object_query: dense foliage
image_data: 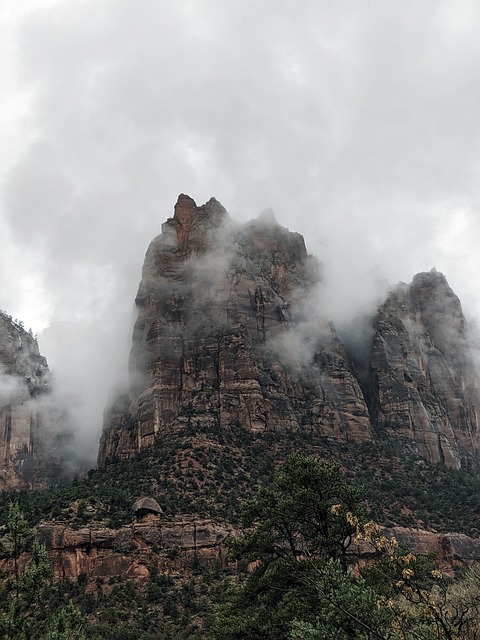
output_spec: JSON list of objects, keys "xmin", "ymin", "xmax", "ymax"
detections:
[
  {"xmin": 2, "ymin": 426, "xmax": 480, "ymax": 638},
  {"xmin": 0, "ymin": 502, "xmax": 85, "ymax": 639},
  {"xmin": 2, "ymin": 426, "xmax": 480, "ymax": 536},
  {"xmin": 213, "ymin": 454, "xmax": 480, "ymax": 640},
  {"xmin": 211, "ymin": 453, "xmax": 381, "ymax": 639}
]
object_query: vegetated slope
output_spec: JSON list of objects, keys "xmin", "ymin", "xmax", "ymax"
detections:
[
  {"xmin": 3, "ymin": 426, "xmax": 480, "ymax": 639},
  {"xmin": 4, "ymin": 425, "xmax": 480, "ymax": 536}
]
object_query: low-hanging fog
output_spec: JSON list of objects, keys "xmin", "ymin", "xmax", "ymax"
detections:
[{"xmin": 1, "ymin": 1, "xmax": 480, "ymax": 465}]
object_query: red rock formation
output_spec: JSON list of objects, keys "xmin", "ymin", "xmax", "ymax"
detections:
[
  {"xmin": 98, "ymin": 197, "xmax": 480, "ymax": 469},
  {"xmin": 98, "ymin": 196, "xmax": 371, "ymax": 464},
  {"xmin": 354, "ymin": 525, "xmax": 480, "ymax": 573},
  {"xmin": 35, "ymin": 516, "xmax": 234, "ymax": 581},
  {"xmin": 18, "ymin": 519, "xmax": 480, "ymax": 584}
]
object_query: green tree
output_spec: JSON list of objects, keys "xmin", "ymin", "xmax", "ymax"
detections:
[
  {"xmin": 0, "ymin": 502, "xmax": 85, "ymax": 640},
  {"xmin": 288, "ymin": 559, "xmax": 391, "ymax": 640},
  {"xmin": 211, "ymin": 453, "xmax": 475, "ymax": 640},
  {"xmin": 45, "ymin": 602, "xmax": 86, "ymax": 640},
  {"xmin": 211, "ymin": 453, "xmax": 387, "ymax": 640},
  {"xmin": 230, "ymin": 454, "xmax": 364, "ymax": 569},
  {"xmin": 2, "ymin": 501, "xmax": 34, "ymax": 601}
]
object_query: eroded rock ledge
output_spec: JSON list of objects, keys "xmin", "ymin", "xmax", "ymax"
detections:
[
  {"xmin": 37, "ymin": 515, "xmax": 234, "ymax": 580},
  {"xmin": 28, "ymin": 517, "xmax": 480, "ymax": 583}
]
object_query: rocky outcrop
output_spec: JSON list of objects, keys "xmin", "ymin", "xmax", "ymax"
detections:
[
  {"xmin": 17, "ymin": 519, "xmax": 480, "ymax": 584},
  {"xmin": 354, "ymin": 525, "xmax": 480, "ymax": 572},
  {"xmin": 133, "ymin": 497, "xmax": 163, "ymax": 517},
  {"xmin": 36, "ymin": 515, "xmax": 234, "ymax": 581},
  {"xmin": 367, "ymin": 270, "xmax": 480, "ymax": 468},
  {"xmin": 98, "ymin": 195, "xmax": 371, "ymax": 464},
  {"xmin": 98, "ymin": 196, "xmax": 480, "ymax": 469},
  {"xmin": 0, "ymin": 312, "xmax": 67, "ymax": 488}
]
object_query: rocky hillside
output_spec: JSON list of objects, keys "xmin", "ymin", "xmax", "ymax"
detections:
[
  {"xmin": 98, "ymin": 196, "xmax": 480, "ymax": 470},
  {"xmin": 0, "ymin": 312, "xmax": 67, "ymax": 488}
]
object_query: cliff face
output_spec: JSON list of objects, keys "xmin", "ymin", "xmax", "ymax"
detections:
[
  {"xmin": 0, "ymin": 313, "xmax": 63, "ymax": 488},
  {"xmin": 98, "ymin": 196, "xmax": 480, "ymax": 469},
  {"xmin": 98, "ymin": 195, "xmax": 371, "ymax": 464},
  {"xmin": 15, "ymin": 519, "xmax": 480, "ymax": 584},
  {"xmin": 36, "ymin": 515, "xmax": 233, "ymax": 581},
  {"xmin": 367, "ymin": 271, "xmax": 480, "ymax": 468}
]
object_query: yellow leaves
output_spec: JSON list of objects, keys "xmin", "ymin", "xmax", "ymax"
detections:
[
  {"xmin": 398, "ymin": 552, "xmax": 416, "ymax": 566},
  {"xmin": 346, "ymin": 511, "xmax": 359, "ymax": 527},
  {"xmin": 330, "ymin": 511, "xmax": 449, "ymax": 639},
  {"xmin": 370, "ymin": 532, "xmax": 397, "ymax": 557},
  {"xmin": 363, "ymin": 520, "xmax": 381, "ymax": 541},
  {"xmin": 347, "ymin": 516, "xmax": 402, "ymax": 561},
  {"xmin": 403, "ymin": 585, "xmax": 414, "ymax": 597},
  {"xmin": 376, "ymin": 535, "xmax": 390, "ymax": 551},
  {"xmin": 377, "ymin": 597, "xmax": 395, "ymax": 610},
  {"xmin": 330, "ymin": 504, "xmax": 341, "ymax": 516}
]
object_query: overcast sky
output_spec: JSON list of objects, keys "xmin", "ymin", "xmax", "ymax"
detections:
[{"xmin": 2, "ymin": 0, "xmax": 480, "ymax": 461}]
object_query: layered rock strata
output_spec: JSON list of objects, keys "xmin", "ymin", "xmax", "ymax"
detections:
[
  {"xmin": 98, "ymin": 195, "xmax": 371, "ymax": 464},
  {"xmin": 36, "ymin": 515, "xmax": 233, "ymax": 581},
  {"xmin": 0, "ymin": 313, "xmax": 63, "ymax": 488},
  {"xmin": 98, "ymin": 196, "xmax": 480, "ymax": 469},
  {"xmin": 367, "ymin": 270, "xmax": 480, "ymax": 467},
  {"xmin": 3, "ymin": 519, "xmax": 476, "ymax": 584}
]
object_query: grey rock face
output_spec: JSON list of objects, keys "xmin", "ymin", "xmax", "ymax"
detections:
[
  {"xmin": 98, "ymin": 195, "xmax": 371, "ymax": 465},
  {"xmin": 98, "ymin": 197, "xmax": 480, "ymax": 470},
  {"xmin": 367, "ymin": 270, "xmax": 480, "ymax": 467},
  {"xmin": 0, "ymin": 312, "xmax": 69, "ymax": 488}
]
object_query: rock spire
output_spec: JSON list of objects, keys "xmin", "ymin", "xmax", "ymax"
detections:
[{"xmin": 98, "ymin": 198, "xmax": 480, "ymax": 469}]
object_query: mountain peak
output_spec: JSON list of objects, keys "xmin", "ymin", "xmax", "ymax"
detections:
[
  {"xmin": 160, "ymin": 195, "xmax": 228, "ymax": 252},
  {"xmin": 98, "ymin": 196, "xmax": 367, "ymax": 466},
  {"xmin": 98, "ymin": 198, "xmax": 480, "ymax": 470}
]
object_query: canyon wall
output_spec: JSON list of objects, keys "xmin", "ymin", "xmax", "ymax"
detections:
[
  {"xmin": 0, "ymin": 312, "xmax": 66, "ymax": 488},
  {"xmin": 98, "ymin": 196, "xmax": 480, "ymax": 469},
  {"xmin": 368, "ymin": 271, "xmax": 480, "ymax": 467},
  {"xmin": 98, "ymin": 195, "xmax": 371, "ymax": 465}
]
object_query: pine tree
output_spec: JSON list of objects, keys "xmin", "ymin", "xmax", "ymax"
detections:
[{"xmin": 0, "ymin": 502, "xmax": 85, "ymax": 640}]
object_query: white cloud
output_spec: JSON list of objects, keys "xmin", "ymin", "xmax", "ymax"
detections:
[{"xmin": 2, "ymin": 0, "xmax": 480, "ymax": 461}]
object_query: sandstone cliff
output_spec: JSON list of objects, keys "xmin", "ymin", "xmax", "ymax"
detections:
[
  {"xmin": 98, "ymin": 195, "xmax": 371, "ymax": 464},
  {"xmin": 36, "ymin": 515, "xmax": 234, "ymax": 581},
  {"xmin": 366, "ymin": 270, "xmax": 480, "ymax": 468},
  {"xmin": 22, "ymin": 518, "xmax": 480, "ymax": 584},
  {"xmin": 98, "ymin": 196, "xmax": 480, "ymax": 469},
  {"xmin": 0, "ymin": 312, "xmax": 65, "ymax": 488}
]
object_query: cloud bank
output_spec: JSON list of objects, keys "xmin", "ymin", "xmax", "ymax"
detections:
[{"xmin": 1, "ymin": 1, "xmax": 480, "ymax": 462}]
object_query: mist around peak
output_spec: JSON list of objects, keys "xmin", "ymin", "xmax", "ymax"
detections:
[
  {"xmin": 1, "ymin": 2, "xmax": 480, "ymax": 469},
  {"xmin": 38, "ymin": 315, "xmax": 133, "ymax": 469},
  {"xmin": 2, "ymin": 195, "xmax": 479, "ymax": 474}
]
